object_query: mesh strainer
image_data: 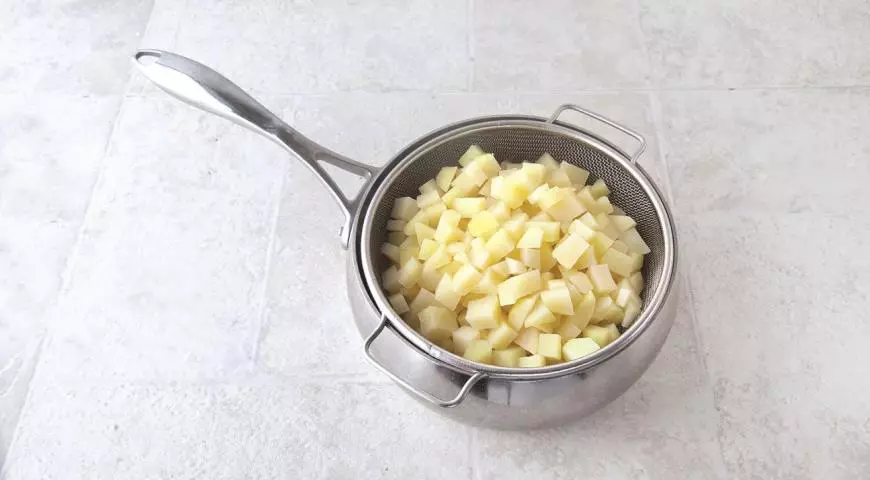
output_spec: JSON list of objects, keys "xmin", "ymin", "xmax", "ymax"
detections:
[{"xmin": 135, "ymin": 50, "xmax": 678, "ymax": 422}]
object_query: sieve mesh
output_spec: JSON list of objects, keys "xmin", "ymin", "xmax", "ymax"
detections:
[{"xmin": 359, "ymin": 118, "xmax": 674, "ymax": 374}]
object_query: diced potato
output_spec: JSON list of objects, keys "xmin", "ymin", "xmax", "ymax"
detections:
[
  {"xmin": 619, "ymin": 227, "xmax": 651, "ymax": 255},
  {"xmin": 540, "ymin": 287, "xmax": 574, "ymax": 315},
  {"xmin": 601, "ymin": 248, "xmax": 634, "ymax": 277},
  {"xmin": 517, "ymin": 227, "xmax": 544, "ymax": 248},
  {"xmin": 629, "ymin": 252, "xmax": 644, "ymax": 272},
  {"xmin": 417, "ymin": 190, "xmax": 441, "ymax": 208},
  {"xmin": 527, "ymin": 184, "xmax": 551, "ymax": 205},
  {"xmin": 557, "ymin": 319, "xmax": 582, "ymax": 340},
  {"xmin": 470, "ymin": 268, "xmax": 503, "ymax": 295},
  {"xmin": 592, "ymin": 296, "xmax": 623, "ymax": 324},
  {"xmin": 391, "ymin": 197, "xmax": 420, "ymax": 220},
  {"xmin": 502, "ymin": 211, "xmax": 528, "ymax": 240},
  {"xmin": 382, "ymin": 266, "xmax": 401, "ymax": 293},
  {"xmin": 562, "ymin": 337, "xmax": 600, "ymax": 361},
  {"xmin": 515, "ymin": 327, "xmax": 540, "ymax": 354},
  {"xmin": 434, "ymin": 274, "xmax": 462, "ymax": 311},
  {"xmin": 610, "ymin": 240, "xmax": 629, "ymax": 254},
  {"xmin": 610, "ymin": 214, "xmax": 636, "ymax": 232},
  {"xmin": 388, "ymin": 293, "xmax": 410, "ymax": 315},
  {"xmin": 536, "ymin": 152, "xmax": 559, "ymax": 170},
  {"xmin": 419, "ymin": 179, "xmax": 439, "ymax": 194},
  {"xmin": 497, "ymin": 173, "xmax": 531, "ymax": 208},
  {"xmin": 621, "ymin": 301, "xmax": 642, "ymax": 328},
  {"xmin": 539, "ymin": 243, "xmax": 557, "ymax": 272},
  {"xmin": 524, "ymin": 302, "xmax": 557, "ymax": 330},
  {"xmin": 519, "ymin": 248, "xmax": 541, "ymax": 269},
  {"xmin": 503, "ymin": 258, "xmax": 527, "ymax": 275},
  {"xmin": 468, "ymin": 153, "xmax": 501, "ymax": 177},
  {"xmin": 423, "ymin": 245, "xmax": 451, "ymax": 271},
  {"xmin": 459, "ymin": 145, "xmax": 485, "ymax": 166},
  {"xmin": 485, "ymin": 229, "xmax": 516, "ymax": 262},
  {"xmin": 463, "ymin": 339, "xmax": 493, "ymax": 364},
  {"xmin": 414, "ymin": 223, "xmax": 435, "ymax": 242},
  {"xmin": 629, "ymin": 272, "xmax": 645, "ymax": 292},
  {"xmin": 381, "ymin": 243, "xmax": 400, "ymax": 263},
  {"xmin": 386, "ymin": 219, "xmax": 406, "ymax": 232},
  {"xmin": 518, "ymin": 354, "xmax": 547, "ymax": 368},
  {"xmin": 574, "ymin": 247, "xmax": 596, "ymax": 270},
  {"xmin": 569, "ymin": 219, "xmax": 597, "ymax": 240},
  {"xmin": 538, "ymin": 333, "xmax": 562, "ymax": 361},
  {"xmin": 452, "ymin": 326, "xmax": 481, "ymax": 355},
  {"xmin": 537, "ymin": 187, "xmax": 567, "ymax": 210},
  {"xmin": 522, "ymin": 162, "xmax": 547, "ymax": 186},
  {"xmin": 582, "ymin": 324, "xmax": 613, "ymax": 347},
  {"xmin": 441, "ymin": 186, "xmax": 465, "ymax": 207},
  {"xmin": 605, "ymin": 324, "xmax": 619, "ymax": 343},
  {"xmin": 397, "ymin": 258, "xmax": 422, "ymax": 288},
  {"xmin": 452, "ymin": 264, "xmax": 482, "ymax": 296},
  {"xmin": 468, "ymin": 211, "xmax": 499, "ymax": 238},
  {"xmin": 488, "ymin": 323, "xmax": 519, "ymax": 349},
  {"xmin": 589, "ymin": 231, "xmax": 615, "ymax": 256},
  {"xmin": 552, "ymin": 232, "xmax": 590, "ymax": 269},
  {"xmin": 595, "ymin": 196, "xmax": 614, "ymax": 214},
  {"xmin": 433, "ymin": 221, "xmax": 461, "ymax": 244},
  {"xmin": 588, "ymin": 264, "xmax": 617, "ymax": 294},
  {"xmin": 567, "ymin": 291, "xmax": 596, "ymax": 329},
  {"xmin": 436, "ymin": 166, "xmax": 458, "ymax": 191},
  {"xmin": 589, "ymin": 178, "xmax": 610, "ymax": 198},
  {"xmin": 418, "ymin": 266, "xmax": 442, "ymax": 292},
  {"xmin": 419, "ymin": 306, "xmax": 458, "ymax": 341},
  {"xmin": 497, "ymin": 269, "xmax": 542, "ymax": 306},
  {"xmin": 409, "ymin": 288, "xmax": 439, "ymax": 317},
  {"xmin": 526, "ymin": 221, "xmax": 560, "ymax": 242},
  {"xmin": 560, "ymin": 162, "xmax": 590, "ymax": 186},
  {"xmin": 593, "ymin": 213, "xmax": 619, "ymax": 239},
  {"xmin": 508, "ymin": 295, "xmax": 538, "ymax": 330},
  {"xmin": 465, "ymin": 295, "xmax": 503, "ymax": 330},
  {"xmin": 492, "ymin": 346, "xmax": 526, "ymax": 367},
  {"xmin": 546, "ymin": 193, "xmax": 587, "ymax": 222},
  {"xmin": 563, "ymin": 271, "xmax": 592, "ymax": 294},
  {"xmin": 489, "ymin": 201, "xmax": 512, "ymax": 222},
  {"xmin": 546, "ymin": 168, "xmax": 573, "ymax": 187},
  {"xmin": 453, "ymin": 197, "xmax": 488, "ymax": 217},
  {"xmin": 469, "ymin": 238, "xmax": 493, "ymax": 270},
  {"xmin": 615, "ymin": 287, "xmax": 641, "ymax": 310},
  {"xmin": 387, "ymin": 231, "xmax": 405, "ymax": 245},
  {"xmin": 577, "ymin": 187, "xmax": 598, "ymax": 212}
]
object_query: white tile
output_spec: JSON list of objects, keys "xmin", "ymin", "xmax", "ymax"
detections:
[
  {"xmin": 2, "ymin": 379, "xmax": 471, "ymax": 480},
  {"xmin": 33, "ymin": 95, "xmax": 285, "ymax": 382},
  {"xmin": 132, "ymin": 0, "xmax": 469, "ymax": 94},
  {"xmin": 472, "ymin": 0, "xmax": 650, "ymax": 91},
  {"xmin": 683, "ymin": 213, "xmax": 870, "ymax": 478},
  {"xmin": 657, "ymin": 88, "xmax": 870, "ymax": 215},
  {"xmin": 473, "ymin": 279, "xmax": 725, "ymax": 479},
  {"xmin": 639, "ymin": 0, "xmax": 870, "ymax": 87},
  {"xmin": 0, "ymin": 0, "xmax": 153, "ymax": 95}
]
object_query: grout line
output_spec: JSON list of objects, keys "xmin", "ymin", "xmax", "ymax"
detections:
[
  {"xmin": 646, "ymin": 91, "xmax": 677, "ymax": 206},
  {"xmin": 467, "ymin": 0, "xmax": 475, "ymax": 92},
  {"xmin": 630, "ymin": 0, "xmax": 655, "ymax": 90}
]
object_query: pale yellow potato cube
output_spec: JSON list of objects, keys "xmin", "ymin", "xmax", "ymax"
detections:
[
  {"xmin": 387, "ymin": 231, "xmax": 405, "ymax": 245},
  {"xmin": 524, "ymin": 302, "xmax": 557, "ymax": 330},
  {"xmin": 453, "ymin": 264, "xmax": 482, "ymax": 295},
  {"xmin": 419, "ymin": 306, "xmax": 457, "ymax": 341},
  {"xmin": 497, "ymin": 269, "xmax": 542, "ymax": 306},
  {"xmin": 423, "ymin": 245, "xmax": 451, "ymax": 271},
  {"xmin": 592, "ymin": 296, "xmax": 623, "ymax": 324},
  {"xmin": 629, "ymin": 272, "xmax": 645, "ymax": 292},
  {"xmin": 498, "ymin": 173, "xmax": 531, "ymax": 208},
  {"xmin": 518, "ymin": 354, "xmax": 547, "ymax": 368},
  {"xmin": 417, "ymin": 266, "xmax": 441, "ymax": 292},
  {"xmin": 557, "ymin": 319, "xmax": 582, "ymax": 340},
  {"xmin": 382, "ymin": 266, "xmax": 401, "ymax": 293},
  {"xmin": 582, "ymin": 324, "xmax": 614, "ymax": 347},
  {"xmin": 517, "ymin": 227, "xmax": 544, "ymax": 248},
  {"xmin": 489, "ymin": 176, "xmax": 504, "ymax": 199},
  {"xmin": 463, "ymin": 339, "xmax": 493, "ymax": 364},
  {"xmin": 530, "ymin": 211, "xmax": 553, "ymax": 222},
  {"xmin": 409, "ymin": 288, "xmax": 439, "ymax": 316},
  {"xmin": 441, "ymin": 261, "xmax": 462, "ymax": 275},
  {"xmin": 610, "ymin": 214, "xmax": 636, "ymax": 232},
  {"xmin": 595, "ymin": 196, "xmax": 614, "ymax": 214},
  {"xmin": 417, "ymin": 239, "xmax": 438, "ymax": 260},
  {"xmin": 527, "ymin": 184, "xmax": 551, "ymax": 205},
  {"xmin": 488, "ymin": 201, "xmax": 512, "ymax": 222},
  {"xmin": 469, "ymin": 238, "xmax": 493, "ymax": 270},
  {"xmin": 546, "ymin": 168, "xmax": 572, "ymax": 187},
  {"xmin": 391, "ymin": 197, "xmax": 420, "ymax": 220},
  {"xmin": 457, "ymin": 310, "xmax": 469, "ymax": 327},
  {"xmin": 489, "ymin": 261, "xmax": 511, "ymax": 277},
  {"xmin": 434, "ymin": 274, "xmax": 462, "ymax": 311},
  {"xmin": 501, "ymin": 212, "xmax": 529, "ymax": 239},
  {"xmin": 479, "ymin": 178, "xmax": 493, "ymax": 197},
  {"xmin": 488, "ymin": 323, "xmax": 519, "ymax": 350},
  {"xmin": 508, "ymin": 295, "xmax": 538, "ymax": 331},
  {"xmin": 417, "ymin": 190, "xmax": 441, "ymax": 208},
  {"xmin": 453, "ymin": 170, "xmax": 487, "ymax": 191},
  {"xmin": 441, "ymin": 186, "xmax": 465, "ymax": 207},
  {"xmin": 403, "ymin": 210, "xmax": 428, "ymax": 235},
  {"xmin": 420, "ymin": 179, "xmax": 441, "ymax": 194},
  {"xmin": 423, "ymin": 203, "xmax": 447, "ymax": 224},
  {"xmin": 575, "ymin": 247, "xmax": 596, "ymax": 270},
  {"xmin": 522, "ymin": 161, "xmax": 548, "ymax": 185},
  {"xmin": 619, "ymin": 227, "xmax": 651, "ymax": 255},
  {"xmin": 589, "ymin": 231, "xmax": 615, "ymax": 256},
  {"xmin": 468, "ymin": 210, "xmax": 499, "ymax": 238},
  {"xmin": 602, "ymin": 248, "xmax": 634, "ymax": 277},
  {"xmin": 386, "ymin": 219, "xmax": 405, "ymax": 232},
  {"xmin": 381, "ymin": 243, "xmax": 400, "ymax": 263},
  {"xmin": 578, "ymin": 211, "xmax": 599, "ymax": 230},
  {"xmin": 547, "ymin": 279, "xmax": 568, "ymax": 290},
  {"xmin": 436, "ymin": 166, "xmax": 458, "ymax": 192},
  {"xmin": 563, "ymin": 271, "xmax": 592, "ymax": 294},
  {"xmin": 562, "ymin": 337, "xmax": 600, "ymax": 361},
  {"xmin": 567, "ymin": 291, "xmax": 596, "ymax": 329},
  {"xmin": 589, "ymin": 264, "xmax": 617, "ymax": 294},
  {"xmin": 403, "ymin": 284, "xmax": 420, "ymax": 300},
  {"xmin": 540, "ymin": 287, "xmax": 574, "ymax": 315},
  {"xmin": 435, "ymin": 337, "xmax": 455, "ymax": 354},
  {"xmin": 546, "ymin": 193, "xmax": 587, "ymax": 222},
  {"xmin": 606, "ymin": 324, "xmax": 620, "ymax": 343},
  {"xmin": 589, "ymin": 178, "xmax": 610, "ymax": 198},
  {"xmin": 388, "ymin": 293, "xmax": 410, "ymax": 315},
  {"xmin": 433, "ymin": 223, "xmax": 461, "ymax": 244},
  {"xmin": 526, "ymin": 221, "xmax": 560, "ymax": 242},
  {"xmin": 468, "ymin": 153, "xmax": 501, "ymax": 177},
  {"xmin": 593, "ymin": 213, "xmax": 620, "ymax": 239},
  {"xmin": 397, "ymin": 258, "xmax": 422, "ymax": 288},
  {"xmin": 569, "ymin": 219, "xmax": 597, "ymax": 240},
  {"xmin": 629, "ymin": 252, "xmax": 644, "ymax": 272},
  {"xmin": 515, "ymin": 327, "xmax": 540, "ymax": 354},
  {"xmin": 538, "ymin": 333, "xmax": 562, "ymax": 361},
  {"xmin": 485, "ymin": 229, "xmax": 516, "ymax": 262},
  {"xmin": 470, "ymin": 268, "xmax": 503, "ymax": 295},
  {"xmin": 610, "ymin": 240, "xmax": 629, "ymax": 254},
  {"xmin": 452, "ymin": 326, "xmax": 481, "ymax": 355},
  {"xmin": 552, "ymin": 232, "xmax": 591, "ymax": 269},
  {"xmin": 414, "ymin": 223, "xmax": 435, "ymax": 242},
  {"xmin": 621, "ymin": 301, "xmax": 642, "ymax": 329},
  {"xmin": 465, "ymin": 295, "xmax": 503, "ymax": 330},
  {"xmin": 615, "ymin": 287, "xmax": 641, "ymax": 310},
  {"xmin": 492, "ymin": 346, "xmax": 526, "ymax": 367},
  {"xmin": 459, "ymin": 145, "xmax": 485, "ymax": 166},
  {"xmin": 503, "ymin": 258, "xmax": 527, "ymax": 275},
  {"xmin": 537, "ymin": 187, "xmax": 567, "ymax": 210},
  {"xmin": 536, "ymin": 152, "xmax": 559, "ymax": 170},
  {"xmin": 560, "ymin": 162, "xmax": 590, "ymax": 186},
  {"xmin": 540, "ymin": 243, "xmax": 557, "ymax": 272},
  {"xmin": 453, "ymin": 197, "xmax": 488, "ymax": 217}
]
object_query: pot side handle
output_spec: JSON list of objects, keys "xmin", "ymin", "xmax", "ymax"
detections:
[
  {"xmin": 365, "ymin": 316, "xmax": 486, "ymax": 408},
  {"xmin": 132, "ymin": 50, "xmax": 378, "ymax": 247}
]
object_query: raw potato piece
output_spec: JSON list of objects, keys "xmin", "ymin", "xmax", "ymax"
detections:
[{"xmin": 381, "ymin": 148, "xmax": 650, "ymax": 367}]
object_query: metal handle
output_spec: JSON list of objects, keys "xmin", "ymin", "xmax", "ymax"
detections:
[
  {"xmin": 364, "ymin": 316, "xmax": 486, "ymax": 408},
  {"xmin": 133, "ymin": 49, "xmax": 378, "ymax": 246},
  {"xmin": 548, "ymin": 104, "xmax": 647, "ymax": 163}
]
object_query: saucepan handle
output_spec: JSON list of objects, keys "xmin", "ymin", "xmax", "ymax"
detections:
[{"xmin": 133, "ymin": 49, "xmax": 378, "ymax": 246}]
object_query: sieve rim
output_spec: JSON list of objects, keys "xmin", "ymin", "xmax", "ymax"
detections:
[{"xmin": 354, "ymin": 114, "xmax": 678, "ymax": 381}]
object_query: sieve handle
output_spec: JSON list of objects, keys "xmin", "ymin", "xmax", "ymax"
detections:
[
  {"xmin": 132, "ymin": 50, "xmax": 377, "ymax": 247},
  {"xmin": 364, "ymin": 316, "xmax": 486, "ymax": 408},
  {"xmin": 548, "ymin": 104, "xmax": 647, "ymax": 163}
]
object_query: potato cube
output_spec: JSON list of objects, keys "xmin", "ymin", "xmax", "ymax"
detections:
[
  {"xmin": 595, "ymin": 196, "xmax": 614, "ymax": 214},
  {"xmin": 388, "ymin": 293, "xmax": 410, "ymax": 315},
  {"xmin": 524, "ymin": 302, "xmax": 557, "ymax": 329},
  {"xmin": 629, "ymin": 252, "xmax": 644, "ymax": 272},
  {"xmin": 391, "ymin": 197, "xmax": 420, "ymax": 220},
  {"xmin": 488, "ymin": 323, "xmax": 519, "ymax": 350},
  {"xmin": 589, "ymin": 178, "xmax": 610, "ymax": 198},
  {"xmin": 610, "ymin": 240, "xmax": 629, "ymax": 254},
  {"xmin": 433, "ymin": 222, "xmax": 461, "ymax": 244},
  {"xmin": 501, "ymin": 211, "xmax": 528, "ymax": 240},
  {"xmin": 469, "ymin": 238, "xmax": 493, "ymax": 270},
  {"xmin": 381, "ymin": 243, "xmax": 400, "ymax": 263},
  {"xmin": 546, "ymin": 168, "xmax": 572, "ymax": 187},
  {"xmin": 417, "ymin": 266, "xmax": 442, "ymax": 292},
  {"xmin": 538, "ymin": 333, "xmax": 562, "ymax": 361},
  {"xmin": 602, "ymin": 248, "xmax": 634, "ymax": 277},
  {"xmin": 589, "ymin": 231, "xmax": 615, "ymax": 256},
  {"xmin": 536, "ymin": 152, "xmax": 559, "ymax": 170},
  {"xmin": 517, "ymin": 227, "xmax": 544, "ymax": 248},
  {"xmin": 452, "ymin": 264, "xmax": 482, "ymax": 295},
  {"xmin": 508, "ymin": 295, "xmax": 538, "ymax": 330},
  {"xmin": 527, "ymin": 184, "xmax": 551, "ymax": 205},
  {"xmin": 441, "ymin": 186, "xmax": 465, "ymax": 207},
  {"xmin": 417, "ymin": 190, "xmax": 441, "ymax": 208},
  {"xmin": 582, "ymin": 324, "xmax": 614, "ymax": 347},
  {"xmin": 567, "ymin": 291, "xmax": 596, "ymax": 329},
  {"xmin": 526, "ymin": 221, "xmax": 560, "ymax": 242},
  {"xmin": 423, "ymin": 245, "xmax": 451, "ymax": 271},
  {"xmin": 417, "ymin": 239, "xmax": 438, "ymax": 260},
  {"xmin": 614, "ymin": 287, "xmax": 641, "ymax": 310},
  {"xmin": 471, "ymin": 268, "xmax": 503, "ymax": 295},
  {"xmin": 552, "ymin": 232, "xmax": 591, "ymax": 269},
  {"xmin": 537, "ymin": 187, "xmax": 567, "ymax": 210},
  {"xmin": 539, "ymin": 243, "xmax": 557, "ymax": 272},
  {"xmin": 577, "ymin": 187, "xmax": 598, "ymax": 211},
  {"xmin": 515, "ymin": 327, "xmax": 540, "ymax": 354},
  {"xmin": 488, "ymin": 201, "xmax": 512, "ymax": 222},
  {"xmin": 492, "ymin": 346, "xmax": 526, "ymax": 367},
  {"xmin": 592, "ymin": 296, "xmax": 623, "ymax": 324},
  {"xmin": 468, "ymin": 211, "xmax": 499, "ymax": 238},
  {"xmin": 562, "ymin": 338, "xmax": 600, "ymax": 361},
  {"xmin": 436, "ymin": 166, "xmax": 458, "ymax": 191},
  {"xmin": 546, "ymin": 193, "xmax": 587, "ymax": 222},
  {"xmin": 560, "ymin": 162, "xmax": 590, "ymax": 186},
  {"xmin": 382, "ymin": 266, "xmax": 401, "ymax": 293},
  {"xmin": 610, "ymin": 214, "xmax": 636, "ymax": 232},
  {"xmin": 387, "ymin": 231, "xmax": 405, "ymax": 245},
  {"xmin": 386, "ymin": 219, "xmax": 406, "ymax": 232},
  {"xmin": 434, "ymin": 274, "xmax": 462, "ymax": 311},
  {"xmin": 498, "ymin": 172, "xmax": 531, "ymax": 208},
  {"xmin": 453, "ymin": 197, "xmax": 488, "ymax": 217},
  {"xmin": 540, "ymin": 287, "xmax": 574, "ymax": 315},
  {"xmin": 563, "ymin": 271, "xmax": 592, "ymax": 294},
  {"xmin": 419, "ymin": 179, "xmax": 439, "ymax": 194},
  {"xmin": 459, "ymin": 145, "xmax": 485, "ymax": 166},
  {"xmin": 485, "ymin": 229, "xmax": 516, "ymax": 262},
  {"xmin": 419, "ymin": 306, "xmax": 458, "ymax": 341},
  {"xmin": 465, "ymin": 295, "xmax": 503, "ymax": 330},
  {"xmin": 589, "ymin": 264, "xmax": 617, "ymax": 294},
  {"xmin": 605, "ymin": 324, "xmax": 619, "ymax": 343},
  {"xmin": 463, "ymin": 339, "xmax": 493, "ymax": 364},
  {"xmin": 412, "ymin": 222, "xmax": 434, "ymax": 242},
  {"xmin": 409, "ymin": 288, "xmax": 439, "ymax": 317},
  {"xmin": 557, "ymin": 319, "xmax": 582, "ymax": 340},
  {"xmin": 629, "ymin": 272, "xmax": 645, "ymax": 292},
  {"xmin": 575, "ymin": 247, "xmax": 597, "ymax": 270},
  {"xmin": 497, "ymin": 270, "xmax": 542, "ymax": 306},
  {"xmin": 403, "ymin": 210, "xmax": 428, "ymax": 235},
  {"xmin": 569, "ymin": 219, "xmax": 597, "ymax": 240},
  {"xmin": 397, "ymin": 258, "xmax": 423, "ymax": 288},
  {"xmin": 518, "ymin": 354, "xmax": 547, "ymax": 368},
  {"xmin": 519, "ymin": 248, "xmax": 541, "ymax": 269},
  {"xmin": 621, "ymin": 301, "xmax": 642, "ymax": 329},
  {"xmin": 452, "ymin": 326, "xmax": 481, "ymax": 355},
  {"xmin": 504, "ymin": 258, "xmax": 527, "ymax": 275},
  {"xmin": 619, "ymin": 227, "xmax": 651, "ymax": 255},
  {"xmin": 593, "ymin": 213, "xmax": 620, "ymax": 239},
  {"xmin": 490, "ymin": 261, "xmax": 511, "ymax": 277}
]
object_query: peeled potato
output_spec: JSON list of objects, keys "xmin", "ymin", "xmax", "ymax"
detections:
[{"xmin": 381, "ymin": 146, "xmax": 649, "ymax": 366}]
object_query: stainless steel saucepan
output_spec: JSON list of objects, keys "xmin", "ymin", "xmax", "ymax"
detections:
[{"xmin": 134, "ymin": 49, "xmax": 678, "ymax": 429}]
